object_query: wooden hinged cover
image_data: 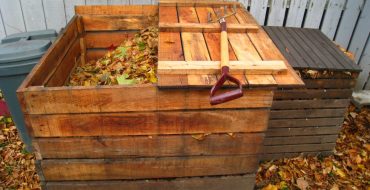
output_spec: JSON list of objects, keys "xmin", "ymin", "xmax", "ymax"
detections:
[{"xmin": 157, "ymin": 1, "xmax": 303, "ymax": 88}]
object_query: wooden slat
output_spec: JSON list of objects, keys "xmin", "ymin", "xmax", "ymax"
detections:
[
  {"xmin": 159, "ymin": 0, "xmax": 241, "ymax": 6},
  {"xmin": 159, "ymin": 22, "xmax": 259, "ymax": 33},
  {"xmin": 303, "ymin": 79, "xmax": 357, "ymax": 89},
  {"xmin": 86, "ymin": 49, "xmax": 107, "ymax": 61},
  {"xmin": 0, "ymin": 0, "xmax": 26, "ymax": 35},
  {"xmin": 269, "ymin": 117, "xmax": 344, "ymax": 128},
  {"xmin": 236, "ymin": 9, "xmax": 303, "ymax": 87},
  {"xmin": 304, "ymin": 0, "xmax": 327, "ymax": 29},
  {"xmin": 273, "ymin": 89, "xmax": 353, "ymax": 100},
  {"xmin": 22, "ymin": 87, "xmax": 273, "ymax": 114},
  {"xmin": 158, "ymin": 6, "xmax": 187, "ymax": 87},
  {"xmin": 21, "ymin": 0, "xmax": 47, "ymax": 31},
  {"xmin": 334, "ymin": 0, "xmax": 364, "ymax": 49},
  {"xmin": 34, "ymin": 133, "xmax": 264, "ymax": 158},
  {"xmin": 82, "ymin": 15, "xmax": 154, "ymax": 31},
  {"xmin": 46, "ymin": 39, "xmax": 81, "ymax": 86},
  {"xmin": 249, "ymin": 0, "xmax": 268, "ymax": 25},
  {"xmin": 285, "ymin": 0, "xmax": 308, "ymax": 27},
  {"xmin": 41, "ymin": 155, "xmax": 259, "ymax": 180},
  {"xmin": 75, "ymin": 5, "xmax": 158, "ymax": 15},
  {"xmin": 272, "ymin": 99, "xmax": 349, "ymax": 109},
  {"xmin": 266, "ymin": 126, "xmax": 341, "ymax": 137},
  {"xmin": 321, "ymin": 0, "xmax": 346, "ymax": 39},
  {"xmin": 348, "ymin": 0, "xmax": 370, "ymax": 62},
  {"xmin": 18, "ymin": 16, "xmax": 79, "ymax": 88},
  {"xmin": 84, "ymin": 31, "xmax": 136, "ymax": 48},
  {"xmin": 261, "ymin": 151, "xmax": 333, "ymax": 161},
  {"xmin": 267, "ymin": 0, "xmax": 288, "ymax": 26},
  {"xmin": 157, "ymin": 60, "xmax": 287, "ymax": 74},
  {"xmin": 264, "ymin": 143, "xmax": 336, "ymax": 154},
  {"xmin": 45, "ymin": 175, "xmax": 256, "ymax": 190},
  {"xmin": 264, "ymin": 135, "xmax": 338, "ymax": 145},
  {"xmin": 28, "ymin": 109, "xmax": 269, "ymax": 137},
  {"xmin": 43, "ymin": 0, "xmax": 67, "ymax": 32},
  {"xmin": 270, "ymin": 108, "xmax": 346, "ymax": 119}
]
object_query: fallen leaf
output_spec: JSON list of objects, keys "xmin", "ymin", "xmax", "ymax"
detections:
[{"xmin": 296, "ymin": 177, "xmax": 309, "ymax": 190}]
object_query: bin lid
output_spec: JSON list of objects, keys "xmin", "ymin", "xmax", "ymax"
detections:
[
  {"xmin": 0, "ymin": 39, "xmax": 51, "ymax": 63},
  {"xmin": 1, "ymin": 29, "xmax": 57, "ymax": 44}
]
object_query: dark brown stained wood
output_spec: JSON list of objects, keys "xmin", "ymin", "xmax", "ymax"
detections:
[
  {"xmin": 82, "ymin": 15, "xmax": 156, "ymax": 31},
  {"xmin": 309, "ymin": 29, "xmax": 361, "ymax": 71},
  {"xmin": 264, "ymin": 135, "xmax": 338, "ymax": 145},
  {"xmin": 22, "ymin": 87, "xmax": 273, "ymax": 114},
  {"xmin": 75, "ymin": 5, "xmax": 158, "ymax": 16},
  {"xmin": 45, "ymin": 175, "xmax": 256, "ymax": 190},
  {"xmin": 263, "ymin": 27, "xmax": 306, "ymax": 69},
  {"xmin": 41, "ymin": 155, "xmax": 259, "ymax": 180},
  {"xmin": 84, "ymin": 32, "xmax": 136, "ymax": 48},
  {"xmin": 303, "ymin": 79, "xmax": 357, "ymax": 89},
  {"xmin": 28, "ymin": 109, "xmax": 268, "ymax": 137},
  {"xmin": 34, "ymin": 133, "xmax": 264, "ymax": 158},
  {"xmin": 273, "ymin": 89, "xmax": 353, "ymax": 100},
  {"xmin": 19, "ymin": 16, "xmax": 80, "ymax": 88},
  {"xmin": 86, "ymin": 49, "xmax": 107, "ymax": 61},
  {"xmin": 270, "ymin": 108, "xmax": 346, "ymax": 119},
  {"xmin": 261, "ymin": 151, "xmax": 333, "ymax": 161},
  {"xmin": 266, "ymin": 126, "xmax": 341, "ymax": 137},
  {"xmin": 269, "ymin": 118, "xmax": 344, "ymax": 128},
  {"xmin": 271, "ymin": 99, "xmax": 350, "ymax": 110},
  {"xmin": 264, "ymin": 143, "xmax": 335, "ymax": 154},
  {"xmin": 46, "ymin": 39, "xmax": 81, "ymax": 86}
]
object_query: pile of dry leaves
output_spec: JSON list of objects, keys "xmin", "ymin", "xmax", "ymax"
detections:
[
  {"xmin": 0, "ymin": 117, "xmax": 40, "ymax": 189},
  {"xmin": 256, "ymin": 105, "xmax": 370, "ymax": 190},
  {"xmin": 68, "ymin": 26, "xmax": 158, "ymax": 86}
]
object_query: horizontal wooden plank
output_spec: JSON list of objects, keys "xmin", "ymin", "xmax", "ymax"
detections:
[
  {"xmin": 158, "ymin": 0, "xmax": 242, "ymax": 6},
  {"xmin": 264, "ymin": 135, "xmax": 338, "ymax": 145},
  {"xmin": 45, "ymin": 175, "xmax": 256, "ymax": 190},
  {"xmin": 22, "ymin": 87, "xmax": 273, "ymax": 114},
  {"xmin": 75, "ymin": 5, "xmax": 158, "ymax": 15},
  {"xmin": 41, "ymin": 155, "xmax": 259, "ymax": 180},
  {"xmin": 271, "ymin": 99, "xmax": 350, "ymax": 110},
  {"xmin": 266, "ymin": 126, "xmax": 341, "ymax": 137},
  {"xmin": 264, "ymin": 143, "xmax": 336, "ymax": 154},
  {"xmin": 261, "ymin": 151, "xmax": 333, "ymax": 161},
  {"xmin": 28, "ymin": 109, "xmax": 269, "ymax": 137},
  {"xmin": 274, "ymin": 89, "xmax": 353, "ymax": 100},
  {"xmin": 86, "ymin": 49, "xmax": 107, "ymax": 61},
  {"xmin": 82, "ymin": 15, "xmax": 155, "ymax": 31},
  {"xmin": 157, "ymin": 61, "xmax": 287, "ymax": 75},
  {"xmin": 270, "ymin": 108, "xmax": 346, "ymax": 119},
  {"xmin": 303, "ymin": 79, "xmax": 357, "ymax": 89},
  {"xmin": 159, "ymin": 22, "xmax": 259, "ymax": 33},
  {"xmin": 84, "ymin": 31, "xmax": 136, "ymax": 48},
  {"xmin": 34, "ymin": 133, "xmax": 265, "ymax": 159},
  {"xmin": 269, "ymin": 118, "xmax": 344, "ymax": 128}
]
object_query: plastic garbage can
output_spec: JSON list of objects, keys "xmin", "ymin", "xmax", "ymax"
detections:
[{"xmin": 0, "ymin": 30, "xmax": 56, "ymax": 152}]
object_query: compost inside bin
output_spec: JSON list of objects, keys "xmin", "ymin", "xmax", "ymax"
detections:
[{"xmin": 68, "ymin": 26, "xmax": 158, "ymax": 86}]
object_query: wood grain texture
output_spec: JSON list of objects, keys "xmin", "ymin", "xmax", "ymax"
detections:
[
  {"xmin": 34, "ymin": 133, "xmax": 264, "ymax": 158},
  {"xmin": 75, "ymin": 5, "xmax": 158, "ymax": 15},
  {"xmin": 28, "ymin": 109, "xmax": 269, "ymax": 137},
  {"xmin": 273, "ymin": 89, "xmax": 353, "ymax": 100},
  {"xmin": 82, "ymin": 15, "xmax": 155, "ymax": 31},
  {"xmin": 264, "ymin": 135, "xmax": 338, "ymax": 146},
  {"xmin": 269, "ymin": 117, "xmax": 344, "ymax": 128},
  {"xmin": 261, "ymin": 151, "xmax": 333, "ymax": 161},
  {"xmin": 264, "ymin": 143, "xmax": 336, "ymax": 154},
  {"xmin": 270, "ymin": 108, "xmax": 346, "ymax": 119},
  {"xmin": 266, "ymin": 126, "xmax": 341, "ymax": 137},
  {"xmin": 272, "ymin": 99, "xmax": 350, "ymax": 109},
  {"xmin": 84, "ymin": 31, "xmax": 136, "ymax": 48},
  {"xmin": 41, "ymin": 155, "xmax": 259, "ymax": 180},
  {"xmin": 44, "ymin": 175, "xmax": 256, "ymax": 190}
]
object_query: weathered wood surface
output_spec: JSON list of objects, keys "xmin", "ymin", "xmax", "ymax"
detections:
[
  {"xmin": 264, "ymin": 143, "xmax": 336, "ymax": 154},
  {"xmin": 27, "ymin": 109, "xmax": 269, "ymax": 137},
  {"xmin": 261, "ymin": 151, "xmax": 333, "ymax": 161},
  {"xmin": 75, "ymin": 5, "xmax": 158, "ymax": 15},
  {"xmin": 266, "ymin": 126, "xmax": 341, "ymax": 137},
  {"xmin": 159, "ymin": 22, "xmax": 259, "ymax": 33},
  {"xmin": 41, "ymin": 155, "xmax": 259, "ymax": 180},
  {"xmin": 273, "ymin": 89, "xmax": 353, "ymax": 100},
  {"xmin": 270, "ymin": 108, "xmax": 346, "ymax": 119},
  {"xmin": 272, "ymin": 99, "xmax": 349, "ymax": 110},
  {"xmin": 34, "ymin": 133, "xmax": 264, "ymax": 158},
  {"xmin": 264, "ymin": 135, "xmax": 338, "ymax": 146},
  {"xmin": 44, "ymin": 175, "xmax": 256, "ymax": 190},
  {"xmin": 269, "ymin": 118, "xmax": 344, "ymax": 128},
  {"xmin": 21, "ymin": 87, "xmax": 273, "ymax": 114}
]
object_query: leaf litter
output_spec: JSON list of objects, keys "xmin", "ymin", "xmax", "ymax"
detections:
[{"xmin": 68, "ymin": 26, "xmax": 158, "ymax": 86}]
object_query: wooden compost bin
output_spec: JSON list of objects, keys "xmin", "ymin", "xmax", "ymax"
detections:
[
  {"xmin": 17, "ymin": 3, "xmax": 303, "ymax": 190},
  {"xmin": 262, "ymin": 26, "xmax": 362, "ymax": 160}
]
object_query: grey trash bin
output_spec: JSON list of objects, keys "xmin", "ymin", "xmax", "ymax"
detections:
[{"xmin": 0, "ymin": 30, "xmax": 56, "ymax": 152}]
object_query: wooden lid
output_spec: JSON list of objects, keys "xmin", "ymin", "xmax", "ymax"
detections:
[{"xmin": 157, "ymin": 2, "xmax": 304, "ymax": 88}]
